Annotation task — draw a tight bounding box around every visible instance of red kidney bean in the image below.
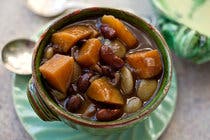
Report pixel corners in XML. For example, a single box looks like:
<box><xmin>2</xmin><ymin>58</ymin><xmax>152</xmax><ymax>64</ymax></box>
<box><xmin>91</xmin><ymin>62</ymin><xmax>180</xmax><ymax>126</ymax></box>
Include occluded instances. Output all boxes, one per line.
<box><xmin>66</xmin><ymin>95</ymin><xmax>83</xmax><ymax>113</ymax></box>
<box><xmin>68</xmin><ymin>84</ymin><xmax>78</xmax><ymax>95</ymax></box>
<box><xmin>101</xmin><ymin>65</ymin><xmax>114</xmax><ymax>78</ymax></box>
<box><xmin>77</xmin><ymin>72</ymin><xmax>93</xmax><ymax>92</ymax></box>
<box><xmin>100</xmin><ymin>45</ymin><xmax>124</xmax><ymax>69</ymax></box>
<box><xmin>100</xmin><ymin>24</ymin><xmax>116</xmax><ymax>39</ymax></box>
<box><xmin>96</xmin><ymin>108</ymin><xmax>123</xmax><ymax>121</ymax></box>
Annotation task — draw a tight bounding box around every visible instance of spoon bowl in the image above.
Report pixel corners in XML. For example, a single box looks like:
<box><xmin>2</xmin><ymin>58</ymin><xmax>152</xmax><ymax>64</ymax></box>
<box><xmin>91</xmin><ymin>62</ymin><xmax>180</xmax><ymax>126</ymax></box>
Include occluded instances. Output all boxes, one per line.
<box><xmin>26</xmin><ymin>0</ymin><xmax>94</xmax><ymax>17</ymax></box>
<box><xmin>26</xmin><ymin>0</ymin><xmax>136</xmax><ymax>17</ymax></box>
<box><xmin>1</xmin><ymin>39</ymin><xmax>35</xmax><ymax>75</ymax></box>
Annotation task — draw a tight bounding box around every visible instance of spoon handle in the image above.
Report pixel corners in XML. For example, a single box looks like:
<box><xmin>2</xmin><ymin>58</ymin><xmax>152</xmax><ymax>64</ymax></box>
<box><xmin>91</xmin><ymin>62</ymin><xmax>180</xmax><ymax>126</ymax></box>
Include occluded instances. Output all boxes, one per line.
<box><xmin>63</xmin><ymin>1</ymin><xmax>94</xmax><ymax>9</ymax></box>
<box><xmin>63</xmin><ymin>0</ymin><xmax>135</xmax><ymax>14</ymax></box>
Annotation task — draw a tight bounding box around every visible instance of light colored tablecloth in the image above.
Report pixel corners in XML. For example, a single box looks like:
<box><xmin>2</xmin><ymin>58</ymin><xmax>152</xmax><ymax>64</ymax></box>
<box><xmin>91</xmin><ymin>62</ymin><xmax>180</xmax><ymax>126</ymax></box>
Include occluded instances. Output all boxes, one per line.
<box><xmin>0</xmin><ymin>0</ymin><xmax>210</xmax><ymax>139</ymax></box>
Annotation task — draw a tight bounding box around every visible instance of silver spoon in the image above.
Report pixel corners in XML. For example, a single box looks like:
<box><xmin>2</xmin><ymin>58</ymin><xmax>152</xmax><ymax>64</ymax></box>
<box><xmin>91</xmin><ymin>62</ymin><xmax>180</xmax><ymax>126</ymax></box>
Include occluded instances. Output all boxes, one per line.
<box><xmin>26</xmin><ymin>0</ymin><xmax>136</xmax><ymax>17</ymax></box>
<box><xmin>1</xmin><ymin>39</ymin><xmax>35</xmax><ymax>75</ymax></box>
<box><xmin>26</xmin><ymin>0</ymin><xmax>94</xmax><ymax>17</ymax></box>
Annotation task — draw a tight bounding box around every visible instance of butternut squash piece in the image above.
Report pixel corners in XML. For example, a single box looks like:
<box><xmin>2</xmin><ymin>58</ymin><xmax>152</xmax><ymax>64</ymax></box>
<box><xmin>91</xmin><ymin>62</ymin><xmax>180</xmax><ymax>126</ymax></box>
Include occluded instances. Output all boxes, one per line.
<box><xmin>76</xmin><ymin>38</ymin><xmax>102</xmax><ymax>67</ymax></box>
<box><xmin>101</xmin><ymin>15</ymin><xmax>138</xmax><ymax>49</ymax></box>
<box><xmin>87</xmin><ymin>78</ymin><xmax>124</xmax><ymax>106</ymax></box>
<box><xmin>51</xmin><ymin>25</ymin><xmax>93</xmax><ymax>52</ymax></box>
<box><xmin>126</xmin><ymin>50</ymin><xmax>162</xmax><ymax>78</ymax></box>
<box><xmin>39</xmin><ymin>54</ymin><xmax>74</xmax><ymax>93</ymax></box>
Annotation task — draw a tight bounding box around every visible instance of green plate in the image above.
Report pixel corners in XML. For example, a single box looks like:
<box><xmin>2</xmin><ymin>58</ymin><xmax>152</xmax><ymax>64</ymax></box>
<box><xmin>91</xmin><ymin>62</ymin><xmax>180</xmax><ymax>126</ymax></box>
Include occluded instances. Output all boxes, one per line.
<box><xmin>152</xmin><ymin>0</ymin><xmax>210</xmax><ymax>64</ymax></box>
<box><xmin>12</xmin><ymin>71</ymin><xmax>177</xmax><ymax>140</ymax></box>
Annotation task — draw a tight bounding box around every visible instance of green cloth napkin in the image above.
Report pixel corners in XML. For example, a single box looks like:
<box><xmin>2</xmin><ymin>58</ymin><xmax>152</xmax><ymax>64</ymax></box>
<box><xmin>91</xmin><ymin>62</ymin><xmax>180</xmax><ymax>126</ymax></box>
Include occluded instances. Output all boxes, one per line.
<box><xmin>152</xmin><ymin>0</ymin><xmax>210</xmax><ymax>64</ymax></box>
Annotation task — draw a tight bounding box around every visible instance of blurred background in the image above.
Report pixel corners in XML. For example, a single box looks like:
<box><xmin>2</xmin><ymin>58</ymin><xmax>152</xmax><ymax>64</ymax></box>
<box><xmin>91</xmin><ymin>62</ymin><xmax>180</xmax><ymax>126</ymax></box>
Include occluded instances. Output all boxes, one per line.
<box><xmin>0</xmin><ymin>0</ymin><xmax>210</xmax><ymax>140</ymax></box>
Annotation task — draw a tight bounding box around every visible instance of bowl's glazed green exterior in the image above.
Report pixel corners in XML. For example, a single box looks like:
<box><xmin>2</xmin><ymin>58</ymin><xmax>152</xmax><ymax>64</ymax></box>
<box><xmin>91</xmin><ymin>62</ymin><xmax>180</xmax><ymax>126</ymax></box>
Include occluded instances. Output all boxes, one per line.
<box><xmin>27</xmin><ymin>7</ymin><xmax>172</xmax><ymax>135</ymax></box>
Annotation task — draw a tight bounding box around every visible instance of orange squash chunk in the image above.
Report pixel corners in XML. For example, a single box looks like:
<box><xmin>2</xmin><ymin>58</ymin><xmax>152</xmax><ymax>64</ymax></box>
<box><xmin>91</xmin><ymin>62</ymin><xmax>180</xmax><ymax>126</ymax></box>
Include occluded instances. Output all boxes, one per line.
<box><xmin>39</xmin><ymin>54</ymin><xmax>74</xmax><ymax>93</ymax></box>
<box><xmin>51</xmin><ymin>25</ymin><xmax>93</xmax><ymax>52</ymax></box>
<box><xmin>101</xmin><ymin>15</ymin><xmax>138</xmax><ymax>49</ymax></box>
<box><xmin>126</xmin><ymin>50</ymin><xmax>162</xmax><ymax>79</ymax></box>
<box><xmin>87</xmin><ymin>78</ymin><xmax>124</xmax><ymax>106</ymax></box>
<box><xmin>76</xmin><ymin>38</ymin><xmax>102</xmax><ymax>67</ymax></box>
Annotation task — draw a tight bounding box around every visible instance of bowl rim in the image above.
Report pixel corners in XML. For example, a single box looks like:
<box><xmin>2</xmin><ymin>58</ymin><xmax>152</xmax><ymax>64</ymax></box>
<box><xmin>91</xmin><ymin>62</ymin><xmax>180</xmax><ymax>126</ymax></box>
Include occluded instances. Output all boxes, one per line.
<box><xmin>32</xmin><ymin>7</ymin><xmax>172</xmax><ymax>128</ymax></box>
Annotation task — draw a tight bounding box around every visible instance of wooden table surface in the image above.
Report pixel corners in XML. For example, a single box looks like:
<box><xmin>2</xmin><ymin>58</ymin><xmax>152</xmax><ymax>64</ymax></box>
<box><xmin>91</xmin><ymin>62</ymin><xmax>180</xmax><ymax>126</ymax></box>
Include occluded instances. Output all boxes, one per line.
<box><xmin>1</xmin><ymin>0</ymin><xmax>210</xmax><ymax>139</ymax></box>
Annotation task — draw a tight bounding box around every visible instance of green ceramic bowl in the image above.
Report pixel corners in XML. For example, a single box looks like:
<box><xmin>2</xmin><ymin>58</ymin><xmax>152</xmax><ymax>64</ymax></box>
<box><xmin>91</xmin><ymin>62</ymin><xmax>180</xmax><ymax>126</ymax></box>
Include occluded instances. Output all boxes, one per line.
<box><xmin>27</xmin><ymin>7</ymin><xmax>172</xmax><ymax>135</ymax></box>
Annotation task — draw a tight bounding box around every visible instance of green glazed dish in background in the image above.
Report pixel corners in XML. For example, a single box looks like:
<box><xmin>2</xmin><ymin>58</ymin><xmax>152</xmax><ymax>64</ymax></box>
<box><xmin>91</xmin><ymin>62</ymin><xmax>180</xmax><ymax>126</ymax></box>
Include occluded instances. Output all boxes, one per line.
<box><xmin>27</xmin><ymin>7</ymin><xmax>172</xmax><ymax>135</ymax></box>
<box><xmin>152</xmin><ymin>0</ymin><xmax>210</xmax><ymax>64</ymax></box>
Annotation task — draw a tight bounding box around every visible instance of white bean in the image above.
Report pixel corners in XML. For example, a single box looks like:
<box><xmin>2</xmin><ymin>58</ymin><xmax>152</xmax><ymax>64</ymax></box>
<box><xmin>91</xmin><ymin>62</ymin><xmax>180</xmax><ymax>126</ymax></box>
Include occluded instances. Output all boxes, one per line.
<box><xmin>137</xmin><ymin>79</ymin><xmax>158</xmax><ymax>101</ymax></box>
<box><xmin>45</xmin><ymin>47</ymin><xmax>54</xmax><ymax>59</ymax></box>
<box><xmin>120</xmin><ymin>66</ymin><xmax>134</xmax><ymax>95</ymax></box>
<box><xmin>124</xmin><ymin>97</ymin><xmax>142</xmax><ymax>113</ymax></box>
<box><xmin>110</xmin><ymin>39</ymin><xmax>126</xmax><ymax>58</ymax></box>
